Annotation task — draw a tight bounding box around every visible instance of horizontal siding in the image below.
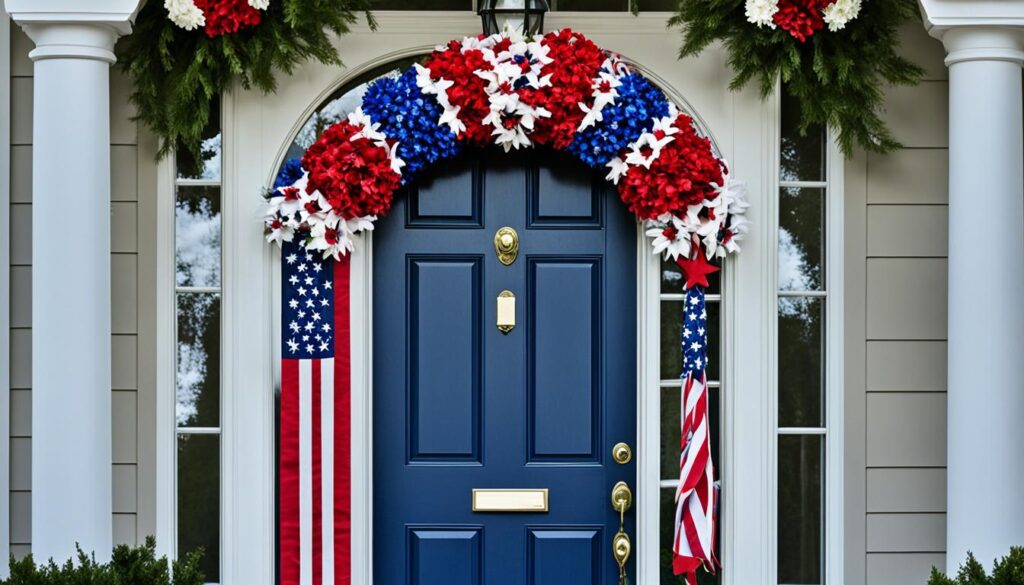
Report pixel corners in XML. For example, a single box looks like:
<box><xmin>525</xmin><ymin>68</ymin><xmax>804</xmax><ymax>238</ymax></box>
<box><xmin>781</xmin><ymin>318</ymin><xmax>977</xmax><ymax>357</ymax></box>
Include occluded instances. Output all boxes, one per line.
<box><xmin>867</xmin><ymin>553</ymin><xmax>946</xmax><ymax>585</ymax></box>
<box><xmin>867</xmin><ymin>341</ymin><xmax>947</xmax><ymax>392</ymax></box>
<box><xmin>867</xmin><ymin>468</ymin><xmax>946</xmax><ymax>513</ymax></box>
<box><xmin>7</xmin><ymin>24</ymin><xmax>142</xmax><ymax>556</ymax></box>
<box><xmin>867</xmin><ymin>514</ymin><xmax>946</xmax><ymax>553</ymax></box>
<box><xmin>847</xmin><ymin>24</ymin><xmax>950</xmax><ymax>585</ymax></box>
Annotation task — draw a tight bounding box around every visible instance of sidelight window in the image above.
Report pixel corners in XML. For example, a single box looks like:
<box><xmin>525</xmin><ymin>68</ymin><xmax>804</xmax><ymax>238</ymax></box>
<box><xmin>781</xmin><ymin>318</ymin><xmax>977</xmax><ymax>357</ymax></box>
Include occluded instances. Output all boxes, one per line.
<box><xmin>173</xmin><ymin>100</ymin><xmax>224</xmax><ymax>583</ymax></box>
<box><xmin>775</xmin><ymin>88</ymin><xmax>841</xmax><ymax>585</ymax></box>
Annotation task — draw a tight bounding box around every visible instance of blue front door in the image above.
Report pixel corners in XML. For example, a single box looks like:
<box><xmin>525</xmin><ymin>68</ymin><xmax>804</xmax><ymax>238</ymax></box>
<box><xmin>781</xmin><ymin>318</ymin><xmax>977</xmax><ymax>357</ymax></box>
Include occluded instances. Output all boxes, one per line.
<box><xmin>373</xmin><ymin>148</ymin><xmax>637</xmax><ymax>585</ymax></box>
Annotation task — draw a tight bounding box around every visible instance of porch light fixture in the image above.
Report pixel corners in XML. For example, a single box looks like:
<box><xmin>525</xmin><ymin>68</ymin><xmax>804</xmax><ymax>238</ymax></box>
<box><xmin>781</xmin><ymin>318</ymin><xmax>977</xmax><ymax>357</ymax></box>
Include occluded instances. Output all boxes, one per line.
<box><xmin>478</xmin><ymin>0</ymin><xmax>549</xmax><ymax>37</ymax></box>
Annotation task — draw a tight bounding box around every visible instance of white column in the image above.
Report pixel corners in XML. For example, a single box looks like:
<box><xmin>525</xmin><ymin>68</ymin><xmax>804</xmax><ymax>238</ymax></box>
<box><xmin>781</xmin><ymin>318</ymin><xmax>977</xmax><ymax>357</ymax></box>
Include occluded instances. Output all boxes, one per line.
<box><xmin>5</xmin><ymin>2</ymin><xmax>138</xmax><ymax>561</ymax></box>
<box><xmin>942</xmin><ymin>26</ymin><xmax>1024</xmax><ymax>571</ymax></box>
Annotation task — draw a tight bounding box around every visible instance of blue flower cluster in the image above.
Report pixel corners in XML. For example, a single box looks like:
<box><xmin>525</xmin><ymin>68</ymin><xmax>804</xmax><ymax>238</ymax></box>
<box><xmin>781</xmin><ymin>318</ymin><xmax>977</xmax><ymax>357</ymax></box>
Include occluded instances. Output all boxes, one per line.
<box><xmin>274</xmin><ymin>157</ymin><xmax>304</xmax><ymax>189</ymax></box>
<box><xmin>566</xmin><ymin>73</ymin><xmax>670</xmax><ymax>168</ymax></box>
<box><xmin>362</xmin><ymin>68</ymin><xmax>462</xmax><ymax>180</ymax></box>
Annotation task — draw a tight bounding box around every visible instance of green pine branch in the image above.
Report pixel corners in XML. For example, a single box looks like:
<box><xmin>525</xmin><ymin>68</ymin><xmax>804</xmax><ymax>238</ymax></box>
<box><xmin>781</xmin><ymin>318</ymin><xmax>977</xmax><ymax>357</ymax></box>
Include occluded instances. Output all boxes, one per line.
<box><xmin>116</xmin><ymin>0</ymin><xmax>376</xmax><ymax>161</ymax></box>
<box><xmin>669</xmin><ymin>0</ymin><xmax>925</xmax><ymax>156</ymax></box>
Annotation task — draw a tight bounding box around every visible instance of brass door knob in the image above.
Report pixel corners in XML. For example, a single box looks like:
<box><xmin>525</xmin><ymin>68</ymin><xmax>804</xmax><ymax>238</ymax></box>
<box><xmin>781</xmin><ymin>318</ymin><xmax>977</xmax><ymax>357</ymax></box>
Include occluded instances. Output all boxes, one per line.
<box><xmin>612</xmin><ymin>442</ymin><xmax>632</xmax><ymax>465</ymax></box>
<box><xmin>494</xmin><ymin>227</ymin><xmax>519</xmax><ymax>266</ymax></box>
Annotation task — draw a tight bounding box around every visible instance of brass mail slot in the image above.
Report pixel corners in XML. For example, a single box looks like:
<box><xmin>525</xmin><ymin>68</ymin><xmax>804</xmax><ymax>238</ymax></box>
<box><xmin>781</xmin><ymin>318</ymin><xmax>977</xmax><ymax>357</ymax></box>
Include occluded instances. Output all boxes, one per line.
<box><xmin>472</xmin><ymin>488</ymin><xmax>549</xmax><ymax>513</ymax></box>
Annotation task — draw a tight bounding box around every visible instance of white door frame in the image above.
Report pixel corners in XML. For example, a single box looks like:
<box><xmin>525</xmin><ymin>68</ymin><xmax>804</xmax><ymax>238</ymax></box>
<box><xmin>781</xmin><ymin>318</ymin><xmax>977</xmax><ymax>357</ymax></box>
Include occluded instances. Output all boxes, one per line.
<box><xmin>156</xmin><ymin>12</ymin><xmax>779</xmax><ymax>584</ymax></box>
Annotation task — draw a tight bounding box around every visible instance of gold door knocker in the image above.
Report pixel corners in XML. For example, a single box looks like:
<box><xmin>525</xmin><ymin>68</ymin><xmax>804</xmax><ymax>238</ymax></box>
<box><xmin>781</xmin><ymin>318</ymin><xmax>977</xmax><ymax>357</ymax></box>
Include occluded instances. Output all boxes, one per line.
<box><xmin>494</xmin><ymin>227</ymin><xmax>519</xmax><ymax>266</ymax></box>
<box><xmin>611</xmin><ymin>481</ymin><xmax>633</xmax><ymax>585</ymax></box>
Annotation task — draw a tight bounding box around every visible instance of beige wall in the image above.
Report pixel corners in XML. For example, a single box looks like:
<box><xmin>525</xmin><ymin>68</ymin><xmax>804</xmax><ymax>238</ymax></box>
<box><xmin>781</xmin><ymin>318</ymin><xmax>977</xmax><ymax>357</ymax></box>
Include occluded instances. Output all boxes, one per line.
<box><xmin>844</xmin><ymin>23</ymin><xmax>950</xmax><ymax>585</ymax></box>
<box><xmin>7</xmin><ymin>22</ymin><xmax>155</xmax><ymax>558</ymax></box>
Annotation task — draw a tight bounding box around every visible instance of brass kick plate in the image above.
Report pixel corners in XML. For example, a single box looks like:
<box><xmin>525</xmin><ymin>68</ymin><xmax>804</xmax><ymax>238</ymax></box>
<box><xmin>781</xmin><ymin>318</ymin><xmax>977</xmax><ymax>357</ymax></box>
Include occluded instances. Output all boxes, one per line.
<box><xmin>472</xmin><ymin>489</ymin><xmax>549</xmax><ymax>513</ymax></box>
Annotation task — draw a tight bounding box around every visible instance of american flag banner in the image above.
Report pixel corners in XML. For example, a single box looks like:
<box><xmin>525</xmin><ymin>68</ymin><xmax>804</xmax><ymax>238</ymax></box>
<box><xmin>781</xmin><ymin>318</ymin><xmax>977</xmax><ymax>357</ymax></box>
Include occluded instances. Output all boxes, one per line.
<box><xmin>279</xmin><ymin>241</ymin><xmax>352</xmax><ymax>585</ymax></box>
<box><xmin>672</xmin><ymin>285</ymin><xmax>717</xmax><ymax>585</ymax></box>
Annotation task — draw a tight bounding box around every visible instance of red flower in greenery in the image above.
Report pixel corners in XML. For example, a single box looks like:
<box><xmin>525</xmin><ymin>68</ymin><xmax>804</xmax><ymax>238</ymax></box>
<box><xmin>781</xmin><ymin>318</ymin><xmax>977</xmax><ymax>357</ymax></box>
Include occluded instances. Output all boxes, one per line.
<box><xmin>301</xmin><ymin>121</ymin><xmax>402</xmax><ymax>220</ymax></box>
<box><xmin>616</xmin><ymin>114</ymin><xmax>724</xmax><ymax>220</ymax></box>
<box><xmin>530</xmin><ymin>30</ymin><xmax>605</xmax><ymax>149</ymax></box>
<box><xmin>422</xmin><ymin>41</ymin><xmax>494</xmax><ymax>145</ymax></box>
<box><xmin>194</xmin><ymin>0</ymin><xmax>262</xmax><ymax>38</ymax></box>
<box><xmin>773</xmin><ymin>0</ymin><xmax>827</xmax><ymax>42</ymax></box>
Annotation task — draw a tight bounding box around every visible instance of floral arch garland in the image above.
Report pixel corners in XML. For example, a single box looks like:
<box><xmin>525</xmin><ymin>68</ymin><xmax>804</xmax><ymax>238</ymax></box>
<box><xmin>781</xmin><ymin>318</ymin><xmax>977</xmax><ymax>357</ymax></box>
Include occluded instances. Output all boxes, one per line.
<box><xmin>263</xmin><ymin>27</ymin><xmax>748</xmax><ymax>585</ymax></box>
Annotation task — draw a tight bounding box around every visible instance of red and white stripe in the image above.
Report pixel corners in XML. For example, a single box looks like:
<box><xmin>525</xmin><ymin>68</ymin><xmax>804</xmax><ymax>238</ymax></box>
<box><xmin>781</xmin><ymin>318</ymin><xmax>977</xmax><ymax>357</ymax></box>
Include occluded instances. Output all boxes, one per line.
<box><xmin>280</xmin><ymin>258</ymin><xmax>352</xmax><ymax>585</ymax></box>
<box><xmin>673</xmin><ymin>372</ymin><xmax>717</xmax><ymax>585</ymax></box>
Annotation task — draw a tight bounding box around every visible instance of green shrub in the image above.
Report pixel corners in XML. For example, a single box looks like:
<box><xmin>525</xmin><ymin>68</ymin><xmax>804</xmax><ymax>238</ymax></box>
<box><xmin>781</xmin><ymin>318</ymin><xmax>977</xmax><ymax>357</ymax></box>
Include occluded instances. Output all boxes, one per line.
<box><xmin>2</xmin><ymin>537</ymin><xmax>203</xmax><ymax>585</ymax></box>
<box><xmin>930</xmin><ymin>547</ymin><xmax>1024</xmax><ymax>585</ymax></box>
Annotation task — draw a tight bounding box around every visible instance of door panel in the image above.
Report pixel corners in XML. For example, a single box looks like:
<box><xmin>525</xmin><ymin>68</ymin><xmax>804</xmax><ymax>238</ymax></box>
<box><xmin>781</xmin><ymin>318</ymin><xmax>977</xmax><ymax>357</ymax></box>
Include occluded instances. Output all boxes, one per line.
<box><xmin>407</xmin><ymin>257</ymin><xmax>482</xmax><ymax>463</ymax></box>
<box><xmin>374</xmin><ymin>148</ymin><xmax>636</xmax><ymax>584</ymax></box>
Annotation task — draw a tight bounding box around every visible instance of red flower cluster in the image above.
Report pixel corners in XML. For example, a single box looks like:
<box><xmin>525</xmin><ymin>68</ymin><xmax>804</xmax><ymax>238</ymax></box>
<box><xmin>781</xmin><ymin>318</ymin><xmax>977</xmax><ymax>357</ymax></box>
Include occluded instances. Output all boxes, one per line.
<box><xmin>301</xmin><ymin>121</ymin><xmax>402</xmax><ymax>220</ymax></box>
<box><xmin>194</xmin><ymin>0</ymin><xmax>262</xmax><ymax>38</ymax></box>
<box><xmin>773</xmin><ymin>0</ymin><xmax>829</xmax><ymax>42</ymax></box>
<box><xmin>423</xmin><ymin>40</ymin><xmax>494</xmax><ymax>145</ymax></box>
<box><xmin>617</xmin><ymin>114</ymin><xmax>724</xmax><ymax>220</ymax></box>
<box><xmin>530</xmin><ymin>30</ymin><xmax>605</xmax><ymax>150</ymax></box>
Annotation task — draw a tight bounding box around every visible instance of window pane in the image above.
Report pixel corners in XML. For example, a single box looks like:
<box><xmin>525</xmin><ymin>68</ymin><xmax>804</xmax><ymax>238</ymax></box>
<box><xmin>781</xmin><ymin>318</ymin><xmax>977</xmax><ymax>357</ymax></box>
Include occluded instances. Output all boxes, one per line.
<box><xmin>661</xmin><ymin>386</ymin><xmax>720</xmax><ymax>480</ymax></box>
<box><xmin>661</xmin><ymin>257</ymin><xmax>721</xmax><ymax>296</ymax></box>
<box><xmin>778</xmin><ymin>188</ymin><xmax>824</xmax><ymax>292</ymax></box>
<box><xmin>376</xmin><ymin>0</ymin><xmax>468</xmax><ymax>8</ymax></box>
<box><xmin>286</xmin><ymin>59</ymin><xmax>420</xmax><ymax>160</ymax></box>
<box><xmin>778</xmin><ymin>297</ymin><xmax>823</xmax><ymax>428</ymax></box>
<box><xmin>660</xmin><ymin>488</ymin><xmax>721</xmax><ymax>584</ymax></box>
<box><xmin>176</xmin><ymin>187</ymin><xmax>222</xmax><ymax>289</ymax></box>
<box><xmin>780</xmin><ymin>94</ymin><xmax>824</xmax><ymax>182</ymax></box>
<box><xmin>552</xmin><ymin>0</ymin><xmax>627</xmax><ymax>10</ymax></box>
<box><xmin>777</xmin><ymin>435</ymin><xmax>823</xmax><ymax>584</ymax></box>
<box><xmin>661</xmin><ymin>301</ymin><xmax>720</xmax><ymax>382</ymax></box>
<box><xmin>177</xmin><ymin>97</ymin><xmax>222</xmax><ymax>181</ymax></box>
<box><xmin>177</xmin><ymin>293</ymin><xmax>221</xmax><ymax>427</ymax></box>
<box><xmin>178</xmin><ymin>433</ymin><xmax>220</xmax><ymax>582</ymax></box>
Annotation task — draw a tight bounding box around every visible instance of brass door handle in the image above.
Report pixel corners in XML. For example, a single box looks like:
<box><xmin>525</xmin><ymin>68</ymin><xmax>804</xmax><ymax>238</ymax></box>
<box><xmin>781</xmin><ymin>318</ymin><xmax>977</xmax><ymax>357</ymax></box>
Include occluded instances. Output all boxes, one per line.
<box><xmin>611</xmin><ymin>481</ymin><xmax>632</xmax><ymax>584</ymax></box>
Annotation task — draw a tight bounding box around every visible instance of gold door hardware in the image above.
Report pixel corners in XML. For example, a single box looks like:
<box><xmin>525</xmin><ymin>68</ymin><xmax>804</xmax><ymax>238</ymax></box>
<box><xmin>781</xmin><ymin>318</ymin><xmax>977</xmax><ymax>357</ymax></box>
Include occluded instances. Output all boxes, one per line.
<box><xmin>472</xmin><ymin>488</ymin><xmax>549</xmax><ymax>512</ymax></box>
<box><xmin>611</xmin><ymin>481</ymin><xmax>633</xmax><ymax>585</ymax></box>
<box><xmin>497</xmin><ymin>290</ymin><xmax>516</xmax><ymax>334</ymax></box>
<box><xmin>494</xmin><ymin>226</ymin><xmax>519</xmax><ymax>266</ymax></box>
<box><xmin>612</xmin><ymin>442</ymin><xmax>633</xmax><ymax>465</ymax></box>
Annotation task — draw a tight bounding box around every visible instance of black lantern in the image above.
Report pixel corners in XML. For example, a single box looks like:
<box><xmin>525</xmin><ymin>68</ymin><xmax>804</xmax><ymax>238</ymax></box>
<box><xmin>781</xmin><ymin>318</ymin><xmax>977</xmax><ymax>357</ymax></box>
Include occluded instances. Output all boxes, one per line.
<box><xmin>478</xmin><ymin>0</ymin><xmax>549</xmax><ymax>37</ymax></box>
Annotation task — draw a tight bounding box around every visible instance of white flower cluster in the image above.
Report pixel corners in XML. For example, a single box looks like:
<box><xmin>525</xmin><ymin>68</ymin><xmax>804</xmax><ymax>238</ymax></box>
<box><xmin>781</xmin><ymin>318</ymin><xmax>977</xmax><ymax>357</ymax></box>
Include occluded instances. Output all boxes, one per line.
<box><xmin>822</xmin><ymin>0</ymin><xmax>862</xmax><ymax>31</ymax></box>
<box><xmin>165</xmin><ymin>0</ymin><xmax>270</xmax><ymax>32</ymax></box>
<box><xmin>262</xmin><ymin>109</ymin><xmax>405</xmax><ymax>260</ymax></box>
<box><xmin>744</xmin><ymin>0</ymin><xmax>779</xmax><ymax>28</ymax></box>
<box><xmin>643</xmin><ymin>167</ymin><xmax>751</xmax><ymax>262</ymax></box>
<box><xmin>417</xmin><ymin>25</ymin><xmax>557</xmax><ymax>151</ymax></box>
<box><xmin>578</xmin><ymin>56</ymin><xmax>630</xmax><ymax>132</ymax></box>
<box><xmin>744</xmin><ymin>0</ymin><xmax>861</xmax><ymax>32</ymax></box>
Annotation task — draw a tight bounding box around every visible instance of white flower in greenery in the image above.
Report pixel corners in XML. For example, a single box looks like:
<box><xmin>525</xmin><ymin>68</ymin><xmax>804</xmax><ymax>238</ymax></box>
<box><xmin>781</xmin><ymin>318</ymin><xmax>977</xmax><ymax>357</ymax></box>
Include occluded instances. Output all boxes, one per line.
<box><xmin>745</xmin><ymin>0</ymin><xmax>779</xmax><ymax>28</ymax></box>
<box><xmin>165</xmin><ymin>0</ymin><xmax>205</xmax><ymax>30</ymax></box>
<box><xmin>247</xmin><ymin>0</ymin><xmax>270</xmax><ymax>9</ymax></box>
<box><xmin>822</xmin><ymin>0</ymin><xmax>862</xmax><ymax>32</ymax></box>
<box><xmin>645</xmin><ymin>214</ymin><xmax>693</xmax><ymax>261</ymax></box>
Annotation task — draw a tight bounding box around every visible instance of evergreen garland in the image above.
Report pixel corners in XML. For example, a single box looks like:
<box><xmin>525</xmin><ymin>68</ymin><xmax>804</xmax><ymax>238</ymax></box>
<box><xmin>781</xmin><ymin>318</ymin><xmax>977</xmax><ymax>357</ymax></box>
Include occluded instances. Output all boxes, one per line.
<box><xmin>115</xmin><ymin>0</ymin><xmax>376</xmax><ymax>160</ymax></box>
<box><xmin>668</xmin><ymin>0</ymin><xmax>925</xmax><ymax>155</ymax></box>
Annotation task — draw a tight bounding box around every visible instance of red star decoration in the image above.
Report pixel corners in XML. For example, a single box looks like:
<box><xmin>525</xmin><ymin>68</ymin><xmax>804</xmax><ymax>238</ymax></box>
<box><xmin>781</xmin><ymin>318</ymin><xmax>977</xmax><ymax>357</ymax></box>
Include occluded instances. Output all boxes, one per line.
<box><xmin>676</xmin><ymin>254</ymin><xmax>720</xmax><ymax>289</ymax></box>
